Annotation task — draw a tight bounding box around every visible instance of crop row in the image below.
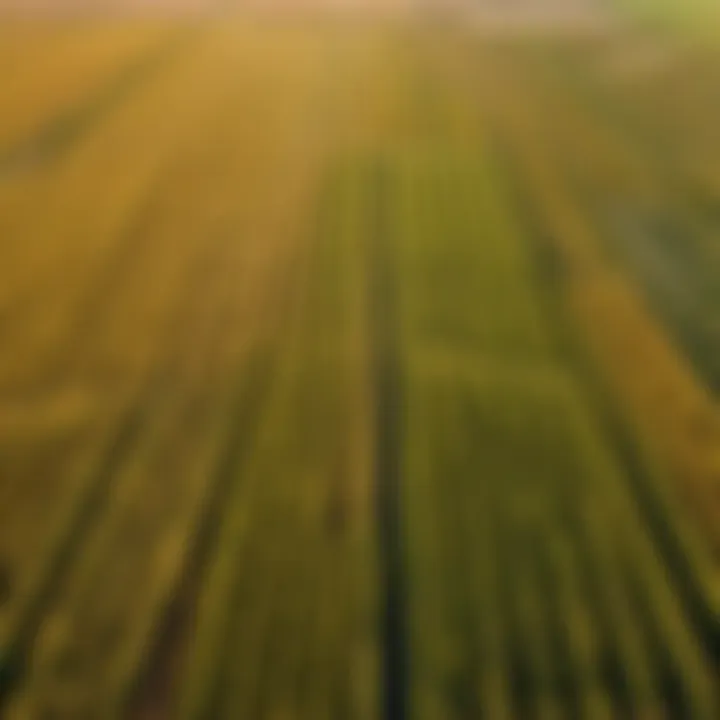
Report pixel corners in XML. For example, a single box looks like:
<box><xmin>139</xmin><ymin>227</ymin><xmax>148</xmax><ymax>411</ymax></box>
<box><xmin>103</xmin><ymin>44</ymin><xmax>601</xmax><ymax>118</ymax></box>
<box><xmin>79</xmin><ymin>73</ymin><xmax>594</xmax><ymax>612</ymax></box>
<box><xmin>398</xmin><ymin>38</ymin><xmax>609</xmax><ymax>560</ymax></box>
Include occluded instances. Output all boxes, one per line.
<box><xmin>0</xmin><ymin>29</ymin><xmax>341</xmax><ymax>716</ymax></box>
<box><xmin>394</xmin><ymin>153</ymin><xmax>718</xmax><ymax>717</ymax></box>
<box><xmin>177</xmin><ymin>164</ymin><xmax>379</xmax><ymax>720</ymax></box>
<box><xmin>475</xmin><ymin>43</ymin><xmax>720</xmax><ymax>557</ymax></box>
<box><xmin>525</xmin><ymin>40</ymin><xmax>720</xmax><ymax>393</ymax></box>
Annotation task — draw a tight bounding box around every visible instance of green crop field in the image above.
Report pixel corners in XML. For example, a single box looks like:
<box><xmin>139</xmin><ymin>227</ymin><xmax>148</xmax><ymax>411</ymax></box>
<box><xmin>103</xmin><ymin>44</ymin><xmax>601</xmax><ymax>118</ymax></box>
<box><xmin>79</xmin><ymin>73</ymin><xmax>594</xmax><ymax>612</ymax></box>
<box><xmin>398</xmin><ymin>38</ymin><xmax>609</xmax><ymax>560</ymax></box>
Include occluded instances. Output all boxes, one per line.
<box><xmin>612</xmin><ymin>0</ymin><xmax>720</xmax><ymax>37</ymax></box>
<box><xmin>0</xmin><ymin>12</ymin><xmax>719</xmax><ymax>720</ymax></box>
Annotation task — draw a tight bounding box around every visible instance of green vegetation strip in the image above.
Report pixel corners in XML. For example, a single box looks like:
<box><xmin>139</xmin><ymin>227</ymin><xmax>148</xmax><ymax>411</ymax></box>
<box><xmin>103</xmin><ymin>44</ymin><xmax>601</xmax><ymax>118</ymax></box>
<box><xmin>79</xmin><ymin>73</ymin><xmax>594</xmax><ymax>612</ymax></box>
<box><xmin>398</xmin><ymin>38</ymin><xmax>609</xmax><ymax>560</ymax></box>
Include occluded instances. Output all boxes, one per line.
<box><xmin>492</xmin><ymin>138</ymin><xmax>719</xmax><ymax>713</ymax></box>
<box><xmin>397</xmin><ymin>152</ymin><xmax>568</xmax><ymax>718</ymax></box>
<box><xmin>398</xmin><ymin>147</ymin><xmax>719</xmax><ymax>716</ymax></box>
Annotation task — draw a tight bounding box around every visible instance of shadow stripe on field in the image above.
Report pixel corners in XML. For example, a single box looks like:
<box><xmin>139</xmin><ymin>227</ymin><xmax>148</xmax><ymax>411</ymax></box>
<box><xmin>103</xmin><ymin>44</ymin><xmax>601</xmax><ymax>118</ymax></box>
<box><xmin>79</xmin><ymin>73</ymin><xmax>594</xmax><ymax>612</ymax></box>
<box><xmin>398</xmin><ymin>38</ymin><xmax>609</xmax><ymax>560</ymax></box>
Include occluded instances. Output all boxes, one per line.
<box><xmin>365</xmin><ymin>159</ymin><xmax>409</xmax><ymax>720</ymax></box>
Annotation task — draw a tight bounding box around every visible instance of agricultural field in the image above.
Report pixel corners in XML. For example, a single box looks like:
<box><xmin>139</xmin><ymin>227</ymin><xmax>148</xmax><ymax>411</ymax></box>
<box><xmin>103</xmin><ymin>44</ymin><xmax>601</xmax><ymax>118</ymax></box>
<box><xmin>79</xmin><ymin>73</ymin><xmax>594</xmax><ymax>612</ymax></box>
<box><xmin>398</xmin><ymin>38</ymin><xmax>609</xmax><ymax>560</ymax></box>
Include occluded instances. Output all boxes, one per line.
<box><xmin>0</xmin><ymin>10</ymin><xmax>719</xmax><ymax>720</ymax></box>
<box><xmin>611</xmin><ymin>0</ymin><xmax>720</xmax><ymax>37</ymax></box>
